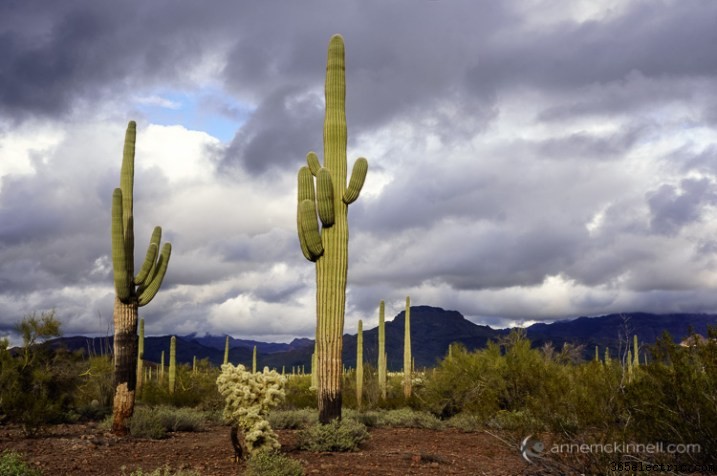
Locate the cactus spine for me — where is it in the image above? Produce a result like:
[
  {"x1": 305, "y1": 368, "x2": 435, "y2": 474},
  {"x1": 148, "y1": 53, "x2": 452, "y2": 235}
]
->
[
  {"x1": 224, "y1": 336, "x2": 230, "y2": 365},
  {"x1": 377, "y1": 300, "x2": 387, "y2": 400},
  {"x1": 111, "y1": 121, "x2": 172, "y2": 435},
  {"x1": 403, "y1": 296, "x2": 412, "y2": 399},
  {"x1": 356, "y1": 320, "x2": 364, "y2": 410},
  {"x1": 136, "y1": 318, "x2": 144, "y2": 395},
  {"x1": 169, "y1": 336, "x2": 176, "y2": 395},
  {"x1": 296, "y1": 35, "x2": 368, "y2": 423}
]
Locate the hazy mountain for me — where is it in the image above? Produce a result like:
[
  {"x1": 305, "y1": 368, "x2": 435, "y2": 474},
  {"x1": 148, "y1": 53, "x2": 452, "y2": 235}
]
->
[{"x1": 41, "y1": 307, "x2": 717, "y2": 370}]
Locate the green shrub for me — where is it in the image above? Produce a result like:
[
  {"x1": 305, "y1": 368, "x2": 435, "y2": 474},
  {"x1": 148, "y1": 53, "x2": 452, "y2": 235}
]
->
[
  {"x1": 120, "y1": 465, "x2": 200, "y2": 476},
  {"x1": 129, "y1": 407, "x2": 168, "y2": 439},
  {"x1": 245, "y1": 451, "x2": 304, "y2": 476},
  {"x1": 445, "y1": 413, "x2": 483, "y2": 432},
  {"x1": 281, "y1": 374, "x2": 316, "y2": 410},
  {"x1": 267, "y1": 408, "x2": 318, "y2": 429},
  {"x1": 0, "y1": 451, "x2": 41, "y2": 476},
  {"x1": 154, "y1": 406, "x2": 206, "y2": 432},
  {"x1": 297, "y1": 418, "x2": 369, "y2": 452},
  {"x1": 375, "y1": 408, "x2": 443, "y2": 429}
]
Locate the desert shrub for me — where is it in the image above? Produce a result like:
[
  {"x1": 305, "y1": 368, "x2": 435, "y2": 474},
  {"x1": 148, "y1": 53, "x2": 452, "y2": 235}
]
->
[
  {"x1": 120, "y1": 466, "x2": 200, "y2": 476},
  {"x1": 445, "y1": 413, "x2": 483, "y2": 432},
  {"x1": 0, "y1": 451, "x2": 41, "y2": 476},
  {"x1": 0, "y1": 311, "x2": 82, "y2": 434},
  {"x1": 74, "y1": 354, "x2": 114, "y2": 421},
  {"x1": 281, "y1": 374, "x2": 316, "y2": 410},
  {"x1": 245, "y1": 451, "x2": 304, "y2": 476},
  {"x1": 153, "y1": 406, "x2": 206, "y2": 432},
  {"x1": 297, "y1": 418, "x2": 369, "y2": 452},
  {"x1": 216, "y1": 364, "x2": 286, "y2": 455},
  {"x1": 141, "y1": 361, "x2": 222, "y2": 409},
  {"x1": 268, "y1": 408, "x2": 318, "y2": 429},
  {"x1": 374, "y1": 408, "x2": 443, "y2": 429},
  {"x1": 487, "y1": 409, "x2": 542, "y2": 432},
  {"x1": 622, "y1": 331, "x2": 717, "y2": 465},
  {"x1": 129, "y1": 407, "x2": 168, "y2": 439},
  {"x1": 418, "y1": 343, "x2": 505, "y2": 419}
]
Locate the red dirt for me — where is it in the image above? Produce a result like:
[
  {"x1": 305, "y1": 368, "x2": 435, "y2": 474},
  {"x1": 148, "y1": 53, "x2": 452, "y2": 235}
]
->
[{"x1": 0, "y1": 423, "x2": 536, "y2": 475}]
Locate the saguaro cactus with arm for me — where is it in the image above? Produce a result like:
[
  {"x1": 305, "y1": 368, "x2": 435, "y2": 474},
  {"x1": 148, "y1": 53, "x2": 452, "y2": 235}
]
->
[
  {"x1": 111, "y1": 121, "x2": 172, "y2": 435},
  {"x1": 296, "y1": 35, "x2": 368, "y2": 423}
]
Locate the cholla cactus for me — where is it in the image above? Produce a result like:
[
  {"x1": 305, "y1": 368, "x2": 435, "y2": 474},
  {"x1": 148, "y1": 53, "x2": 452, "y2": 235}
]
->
[{"x1": 216, "y1": 363, "x2": 286, "y2": 455}]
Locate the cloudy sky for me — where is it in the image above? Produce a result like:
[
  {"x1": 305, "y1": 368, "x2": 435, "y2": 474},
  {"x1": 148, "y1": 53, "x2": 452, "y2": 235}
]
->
[{"x1": 2, "y1": 0, "x2": 717, "y2": 345}]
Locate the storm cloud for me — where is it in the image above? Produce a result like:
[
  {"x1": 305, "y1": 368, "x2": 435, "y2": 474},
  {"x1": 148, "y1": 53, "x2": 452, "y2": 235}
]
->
[{"x1": 2, "y1": 0, "x2": 717, "y2": 345}]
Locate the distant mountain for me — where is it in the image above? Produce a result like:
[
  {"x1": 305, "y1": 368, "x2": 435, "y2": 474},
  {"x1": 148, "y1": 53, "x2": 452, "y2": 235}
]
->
[{"x1": 41, "y1": 308, "x2": 717, "y2": 371}]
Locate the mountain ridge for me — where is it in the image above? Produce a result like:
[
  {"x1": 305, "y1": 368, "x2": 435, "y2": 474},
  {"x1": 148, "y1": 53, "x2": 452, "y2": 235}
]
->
[{"x1": 42, "y1": 307, "x2": 717, "y2": 371}]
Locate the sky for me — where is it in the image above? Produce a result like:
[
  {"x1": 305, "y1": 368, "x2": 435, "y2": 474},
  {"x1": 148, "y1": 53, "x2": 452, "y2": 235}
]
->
[{"x1": 2, "y1": 0, "x2": 717, "y2": 345}]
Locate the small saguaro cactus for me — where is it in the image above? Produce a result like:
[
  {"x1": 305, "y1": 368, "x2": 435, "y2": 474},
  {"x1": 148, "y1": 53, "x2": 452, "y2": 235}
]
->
[
  {"x1": 356, "y1": 319, "x2": 364, "y2": 410},
  {"x1": 169, "y1": 336, "x2": 177, "y2": 395},
  {"x1": 377, "y1": 300, "x2": 387, "y2": 400},
  {"x1": 160, "y1": 350, "x2": 165, "y2": 383},
  {"x1": 633, "y1": 335, "x2": 640, "y2": 368},
  {"x1": 111, "y1": 121, "x2": 172, "y2": 435},
  {"x1": 403, "y1": 296, "x2": 412, "y2": 399},
  {"x1": 604, "y1": 347, "x2": 611, "y2": 366},
  {"x1": 224, "y1": 336, "x2": 230, "y2": 365},
  {"x1": 296, "y1": 35, "x2": 368, "y2": 424},
  {"x1": 252, "y1": 345, "x2": 257, "y2": 373}
]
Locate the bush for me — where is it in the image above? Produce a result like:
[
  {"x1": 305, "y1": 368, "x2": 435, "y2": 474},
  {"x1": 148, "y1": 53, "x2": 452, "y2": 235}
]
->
[
  {"x1": 245, "y1": 451, "x2": 304, "y2": 476},
  {"x1": 119, "y1": 466, "x2": 200, "y2": 476},
  {"x1": 129, "y1": 407, "x2": 168, "y2": 439},
  {"x1": 154, "y1": 406, "x2": 206, "y2": 432},
  {"x1": 297, "y1": 418, "x2": 370, "y2": 452},
  {"x1": 0, "y1": 451, "x2": 41, "y2": 476},
  {"x1": 268, "y1": 408, "x2": 317, "y2": 429}
]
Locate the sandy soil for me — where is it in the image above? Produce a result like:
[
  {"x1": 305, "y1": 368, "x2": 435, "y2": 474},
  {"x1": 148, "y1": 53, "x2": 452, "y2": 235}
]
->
[{"x1": 0, "y1": 422, "x2": 541, "y2": 475}]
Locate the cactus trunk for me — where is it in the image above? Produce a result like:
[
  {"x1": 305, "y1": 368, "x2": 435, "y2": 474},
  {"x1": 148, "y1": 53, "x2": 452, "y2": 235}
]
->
[
  {"x1": 169, "y1": 336, "x2": 176, "y2": 395},
  {"x1": 377, "y1": 300, "x2": 386, "y2": 400},
  {"x1": 252, "y1": 345, "x2": 257, "y2": 373},
  {"x1": 111, "y1": 297, "x2": 138, "y2": 434},
  {"x1": 224, "y1": 336, "x2": 230, "y2": 365},
  {"x1": 356, "y1": 320, "x2": 364, "y2": 410},
  {"x1": 403, "y1": 296, "x2": 412, "y2": 400},
  {"x1": 110, "y1": 121, "x2": 172, "y2": 435},
  {"x1": 136, "y1": 318, "x2": 144, "y2": 396},
  {"x1": 296, "y1": 35, "x2": 368, "y2": 424}
]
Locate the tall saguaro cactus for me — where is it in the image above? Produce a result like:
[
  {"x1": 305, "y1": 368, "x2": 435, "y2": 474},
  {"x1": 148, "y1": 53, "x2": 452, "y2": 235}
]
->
[
  {"x1": 169, "y1": 336, "x2": 177, "y2": 394},
  {"x1": 296, "y1": 35, "x2": 368, "y2": 423},
  {"x1": 111, "y1": 121, "x2": 172, "y2": 435},
  {"x1": 403, "y1": 296, "x2": 412, "y2": 399},
  {"x1": 377, "y1": 300, "x2": 387, "y2": 400}
]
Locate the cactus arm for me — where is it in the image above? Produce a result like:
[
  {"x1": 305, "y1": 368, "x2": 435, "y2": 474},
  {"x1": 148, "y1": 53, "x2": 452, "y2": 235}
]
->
[
  {"x1": 137, "y1": 242, "x2": 172, "y2": 306},
  {"x1": 297, "y1": 167, "x2": 318, "y2": 261},
  {"x1": 307, "y1": 152, "x2": 321, "y2": 176},
  {"x1": 343, "y1": 158, "x2": 368, "y2": 204},
  {"x1": 316, "y1": 168, "x2": 335, "y2": 227},
  {"x1": 134, "y1": 227, "x2": 161, "y2": 286},
  {"x1": 111, "y1": 189, "x2": 131, "y2": 302},
  {"x1": 298, "y1": 200, "x2": 323, "y2": 260}
]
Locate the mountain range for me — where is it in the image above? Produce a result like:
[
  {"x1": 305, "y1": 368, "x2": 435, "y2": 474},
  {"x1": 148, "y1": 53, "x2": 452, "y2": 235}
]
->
[{"x1": 45, "y1": 306, "x2": 717, "y2": 371}]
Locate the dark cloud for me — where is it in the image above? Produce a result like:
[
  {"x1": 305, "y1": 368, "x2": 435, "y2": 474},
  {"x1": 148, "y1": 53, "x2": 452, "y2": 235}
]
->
[{"x1": 648, "y1": 178, "x2": 717, "y2": 235}]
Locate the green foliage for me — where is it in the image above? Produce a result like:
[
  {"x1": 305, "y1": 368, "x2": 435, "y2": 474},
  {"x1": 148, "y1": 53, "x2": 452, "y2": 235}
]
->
[
  {"x1": 0, "y1": 451, "x2": 41, "y2": 476},
  {"x1": 268, "y1": 408, "x2": 318, "y2": 429},
  {"x1": 216, "y1": 364, "x2": 286, "y2": 455},
  {"x1": 297, "y1": 418, "x2": 370, "y2": 452},
  {"x1": 623, "y1": 331, "x2": 717, "y2": 465},
  {"x1": 0, "y1": 311, "x2": 82, "y2": 434},
  {"x1": 120, "y1": 465, "x2": 200, "y2": 476},
  {"x1": 141, "y1": 360, "x2": 221, "y2": 409},
  {"x1": 281, "y1": 374, "x2": 316, "y2": 410},
  {"x1": 245, "y1": 451, "x2": 305, "y2": 476},
  {"x1": 129, "y1": 407, "x2": 168, "y2": 439}
]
